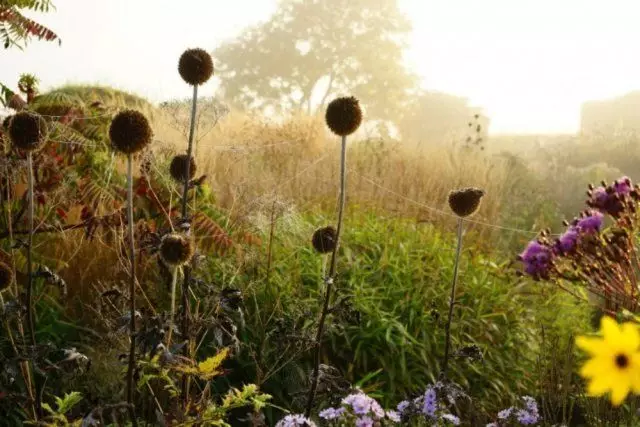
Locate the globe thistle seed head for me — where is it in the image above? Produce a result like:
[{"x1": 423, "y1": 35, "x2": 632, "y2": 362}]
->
[
  {"x1": 169, "y1": 154, "x2": 197, "y2": 182},
  {"x1": 178, "y1": 48, "x2": 214, "y2": 86},
  {"x1": 0, "y1": 261, "x2": 14, "y2": 291},
  {"x1": 8, "y1": 111, "x2": 47, "y2": 151},
  {"x1": 159, "y1": 233, "x2": 195, "y2": 267},
  {"x1": 2, "y1": 115, "x2": 13, "y2": 131},
  {"x1": 312, "y1": 226, "x2": 337, "y2": 254},
  {"x1": 109, "y1": 109, "x2": 153, "y2": 155},
  {"x1": 325, "y1": 96, "x2": 363, "y2": 137},
  {"x1": 448, "y1": 187, "x2": 485, "y2": 217}
]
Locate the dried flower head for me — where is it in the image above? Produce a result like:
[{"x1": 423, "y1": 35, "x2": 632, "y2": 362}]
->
[
  {"x1": 447, "y1": 187, "x2": 485, "y2": 217},
  {"x1": 312, "y1": 226, "x2": 337, "y2": 254},
  {"x1": 8, "y1": 111, "x2": 47, "y2": 151},
  {"x1": 109, "y1": 109, "x2": 153, "y2": 155},
  {"x1": 159, "y1": 233, "x2": 195, "y2": 267},
  {"x1": 2, "y1": 115, "x2": 13, "y2": 130},
  {"x1": 0, "y1": 261, "x2": 14, "y2": 291},
  {"x1": 325, "y1": 96, "x2": 363, "y2": 136},
  {"x1": 178, "y1": 48, "x2": 214, "y2": 86},
  {"x1": 169, "y1": 154, "x2": 196, "y2": 182}
]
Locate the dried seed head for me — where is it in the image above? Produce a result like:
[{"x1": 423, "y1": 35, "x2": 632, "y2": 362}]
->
[
  {"x1": 159, "y1": 233, "x2": 195, "y2": 267},
  {"x1": 0, "y1": 261, "x2": 13, "y2": 291},
  {"x1": 448, "y1": 187, "x2": 485, "y2": 217},
  {"x1": 178, "y1": 48, "x2": 214, "y2": 86},
  {"x1": 2, "y1": 115, "x2": 13, "y2": 130},
  {"x1": 8, "y1": 111, "x2": 47, "y2": 151},
  {"x1": 312, "y1": 226, "x2": 337, "y2": 254},
  {"x1": 325, "y1": 96, "x2": 363, "y2": 137},
  {"x1": 169, "y1": 154, "x2": 196, "y2": 182},
  {"x1": 109, "y1": 109, "x2": 153, "y2": 155}
]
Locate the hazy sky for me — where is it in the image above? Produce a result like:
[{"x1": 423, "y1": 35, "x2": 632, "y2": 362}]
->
[{"x1": 2, "y1": 0, "x2": 640, "y2": 134}]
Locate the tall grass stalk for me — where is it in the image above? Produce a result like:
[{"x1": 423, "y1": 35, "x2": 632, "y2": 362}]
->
[
  {"x1": 441, "y1": 216, "x2": 464, "y2": 378},
  {"x1": 305, "y1": 135, "x2": 347, "y2": 416},
  {"x1": 125, "y1": 155, "x2": 139, "y2": 427}
]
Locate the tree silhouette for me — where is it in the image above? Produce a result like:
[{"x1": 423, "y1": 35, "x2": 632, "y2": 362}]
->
[
  {"x1": 214, "y1": 0, "x2": 417, "y2": 123},
  {"x1": 1, "y1": 0, "x2": 60, "y2": 50}
]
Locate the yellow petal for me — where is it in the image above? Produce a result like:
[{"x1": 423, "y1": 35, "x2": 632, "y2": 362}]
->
[
  {"x1": 601, "y1": 316, "x2": 622, "y2": 342},
  {"x1": 610, "y1": 382, "x2": 630, "y2": 406},
  {"x1": 630, "y1": 355, "x2": 640, "y2": 393},
  {"x1": 576, "y1": 336, "x2": 607, "y2": 356},
  {"x1": 620, "y1": 323, "x2": 640, "y2": 350},
  {"x1": 586, "y1": 376, "x2": 611, "y2": 397},
  {"x1": 580, "y1": 358, "x2": 608, "y2": 378}
]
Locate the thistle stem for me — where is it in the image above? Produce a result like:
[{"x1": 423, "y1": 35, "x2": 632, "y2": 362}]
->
[
  {"x1": 125, "y1": 155, "x2": 138, "y2": 427},
  {"x1": 180, "y1": 83, "x2": 198, "y2": 405},
  {"x1": 305, "y1": 135, "x2": 347, "y2": 417},
  {"x1": 441, "y1": 217, "x2": 464, "y2": 378},
  {"x1": 26, "y1": 152, "x2": 35, "y2": 346},
  {"x1": 167, "y1": 267, "x2": 178, "y2": 348}
]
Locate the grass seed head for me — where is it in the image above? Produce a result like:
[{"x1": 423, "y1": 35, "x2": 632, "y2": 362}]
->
[
  {"x1": 325, "y1": 96, "x2": 363, "y2": 137},
  {"x1": 178, "y1": 48, "x2": 214, "y2": 86},
  {"x1": 169, "y1": 154, "x2": 197, "y2": 182},
  {"x1": 312, "y1": 226, "x2": 337, "y2": 254},
  {"x1": 0, "y1": 261, "x2": 14, "y2": 291},
  {"x1": 8, "y1": 111, "x2": 47, "y2": 152},
  {"x1": 448, "y1": 187, "x2": 485, "y2": 217},
  {"x1": 159, "y1": 233, "x2": 195, "y2": 267},
  {"x1": 109, "y1": 109, "x2": 153, "y2": 155}
]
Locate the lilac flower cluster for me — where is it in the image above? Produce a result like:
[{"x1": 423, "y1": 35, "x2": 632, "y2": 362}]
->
[
  {"x1": 395, "y1": 385, "x2": 460, "y2": 425},
  {"x1": 275, "y1": 414, "x2": 317, "y2": 427},
  {"x1": 486, "y1": 396, "x2": 540, "y2": 426},
  {"x1": 317, "y1": 390, "x2": 400, "y2": 426}
]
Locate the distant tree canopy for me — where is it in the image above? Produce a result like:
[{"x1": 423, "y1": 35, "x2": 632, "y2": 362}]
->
[
  {"x1": 213, "y1": 0, "x2": 418, "y2": 124},
  {"x1": 0, "y1": 0, "x2": 61, "y2": 49},
  {"x1": 581, "y1": 91, "x2": 640, "y2": 136}
]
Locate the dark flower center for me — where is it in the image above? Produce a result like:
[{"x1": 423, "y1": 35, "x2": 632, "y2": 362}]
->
[{"x1": 615, "y1": 354, "x2": 629, "y2": 369}]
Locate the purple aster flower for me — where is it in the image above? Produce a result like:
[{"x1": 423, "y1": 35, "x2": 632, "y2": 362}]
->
[
  {"x1": 522, "y1": 396, "x2": 538, "y2": 414},
  {"x1": 516, "y1": 409, "x2": 539, "y2": 425},
  {"x1": 441, "y1": 413, "x2": 461, "y2": 425},
  {"x1": 519, "y1": 240, "x2": 554, "y2": 279},
  {"x1": 498, "y1": 407, "x2": 513, "y2": 419},
  {"x1": 422, "y1": 388, "x2": 437, "y2": 417},
  {"x1": 370, "y1": 400, "x2": 385, "y2": 419},
  {"x1": 319, "y1": 407, "x2": 344, "y2": 420},
  {"x1": 397, "y1": 400, "x2": 410, "y2": 413},
  {"x1": 343, "y1": 393, "x2": 372, "y2": 415},
  {"x1": 275, "y1": 414, "x2": 316, "y2": 427},
  {"x1": 555, "y1": 226, "x2": 579, "y2": 254},
  {"x1": 386, "y1": 410, "x2": 401, "y2": 422},
  {"x1": 355, "y1": 416, "x2": 374, "y2": 427},
  {"x1": 576, "y1": 211, "x2": 603, "y2": 234},
  {"x1": 614, "y1": 176, "x2": 632, "y2": 195}
]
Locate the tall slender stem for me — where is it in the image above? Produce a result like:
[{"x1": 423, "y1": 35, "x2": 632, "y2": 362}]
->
[
  {"x1": 305, "y1": 135, "x2": 347, "y2": 417},
  {"x1": 26, "y1": 152, "x2": 35, "y2": 346},
  {"x1": 125, "y1": 155, "x2": 138, "y2": 427},
  {"x1": 180, "y1": 84, "x2": 198, "y2": 405},
  {"x1": 167, "y1": 267, "x2": 178, "y2": 348},
  {"x1": 441, "y1": 217, "x2": 464, "y2": 378}
]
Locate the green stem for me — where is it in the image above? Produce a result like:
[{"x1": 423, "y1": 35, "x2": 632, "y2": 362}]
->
[
  {"x1": 305, "y1": 135, "x2": 347, "y2": 416},
  {"x1": 167, "y1": 266, "x2": 177, "y2": 348},
  {"x1": 441, "y1": 217, "x2": 464, "y2": 378}
]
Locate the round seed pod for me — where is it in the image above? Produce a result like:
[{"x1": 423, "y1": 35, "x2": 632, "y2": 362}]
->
[
  {"x1": 325, "y1": 96, "x2": 363, "y2": 137},
  {"x1": 109, "y1": 109, "x2": 153, "y2": 155},
  {"x1": 169, "y1": 154, "x2": 196, "y2": 182},
  {"x1": 178, "y1": 48, "x2": 214, "y2": 86},
  {"x1": 312, "y1": 226, "x2": 337, "y2": 254},
  {"x1": 448, "y1": 187, "x2": 485, "y2": 217},
  {"x1": 2, "y1": 115, "x2": 13, "y2": 130},
  {"x1": 0, "y1": 261, "x2": 14, "y2": 291},
  {"x1": 159, "y1": 233, "x2": 195, "y2": 267},
  {"x1": 8, "y1": 111, "x2": 47, "y2": 151}
]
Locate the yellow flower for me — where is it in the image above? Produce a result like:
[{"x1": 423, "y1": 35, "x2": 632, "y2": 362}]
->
[{"x1": 576, "y1": 316, "x2": 640, "y2": 406}]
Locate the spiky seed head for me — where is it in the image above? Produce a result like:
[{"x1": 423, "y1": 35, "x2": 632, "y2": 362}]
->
[
  {"x1": 159, "y1": 233, "x2": 195, "y2": 267},
  {"x1": 109, "y1": 109, "x2": 153, "y2": 155},
  {"x1": 0, "y1": 261, "x2": 14, "y2": 291},
  {"x1": 8, "y1": 111, "x2": 47, "y2": 151},
  {"x1": 178, "y1": 48, "x2": 214, "y2": 86},
  {"x1": 169, "y1": 154, "x2": 196, "y2": 182},
  {"x1": 325, "y1": 96, "x2": 363, "y2": 137},
  {"x1": 312, "y1": 226, "x2": 337, "y2": 254},
  {"x1": 448, "y1": 187, "x2": 485, "y2": 217},
  {"x1": 2, "y1": 115, "x2": 13, "y2": 130}
]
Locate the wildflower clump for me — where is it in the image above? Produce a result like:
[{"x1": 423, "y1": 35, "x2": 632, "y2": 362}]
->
[
  {"x1": 318, "y1": 390, "x2": 400, "y2": 426},
  {"x1": 275, "y1": 414, "x2": 316, "y2": 427},
  {"x1": 395, "y1": 383, "x2": 463, "y2": 425},
  {"x1": 487, "y1": 396, "x2": 540, "y2": 426},
  {"x1": 576, "y1": 316, "x2": 640, "y2": 406}
]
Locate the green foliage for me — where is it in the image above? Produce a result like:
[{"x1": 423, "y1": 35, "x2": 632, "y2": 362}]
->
[{"x1": 214, "y1": 0, "x2": 417, "y2": 123}]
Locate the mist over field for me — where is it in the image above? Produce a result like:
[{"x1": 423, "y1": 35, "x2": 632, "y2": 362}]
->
[{"x1": 2, "y1": 1, "x2": 640, "y2": 426}]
